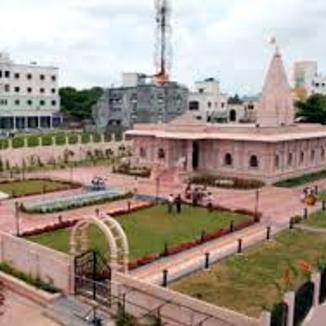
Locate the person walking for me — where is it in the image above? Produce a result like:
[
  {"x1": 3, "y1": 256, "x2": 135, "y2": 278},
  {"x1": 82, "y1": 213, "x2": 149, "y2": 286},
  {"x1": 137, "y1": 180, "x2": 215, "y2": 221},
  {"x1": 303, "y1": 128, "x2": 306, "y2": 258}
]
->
[
  {"x1": 175, "y1": 194, "x2": 182, "y2": 214},
  {"x1": 167, "y1": 194, "x2": 174, "y2": 214},
  {"x1": 207, "y1": 192, "x2": 213, "y2": 212}
]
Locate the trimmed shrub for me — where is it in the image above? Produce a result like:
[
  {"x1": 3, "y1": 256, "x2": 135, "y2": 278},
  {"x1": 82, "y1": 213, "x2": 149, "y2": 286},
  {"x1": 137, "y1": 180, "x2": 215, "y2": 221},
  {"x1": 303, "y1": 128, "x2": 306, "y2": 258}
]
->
[
  {"x1": 12, "y1": 137, "x2": 25, "y2": 149},
  {"x1": 81, "y1": 133, "x2": 90, "y2": 144},
  {"x1": 0, "y1": 262, "x2": 59, "y2": 293},
  {"x1": 41, "y1": 135, "x2": 53, "y2": 146},
  {"x1": 92, "y1": 133, "x2": 101, "y2": 143},
  {"x1": 0, "y1": 139, "x2": 9, "y2": 150},
  {"x1": 55, "y1": 133, "x2": 66, "y2": 145},
  {"x1": 68, "y1": 133, "x2": 78, "y2": 145},
  {"x1": 27, "y1": 136, "x2": 39, "y2": 147}
]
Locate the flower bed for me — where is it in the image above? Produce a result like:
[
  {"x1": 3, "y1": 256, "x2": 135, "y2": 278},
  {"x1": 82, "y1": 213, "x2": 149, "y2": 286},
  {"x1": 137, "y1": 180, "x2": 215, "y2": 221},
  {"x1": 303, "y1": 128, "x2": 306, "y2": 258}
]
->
[
  {"x1": 0, "y1": 178, "x2": 81, "y2": 198},
  {"x1": 21, "y1": 190, "x2": 132, "y2": 214},
  {"x1": 188, "y1": 174, "x2": 265, "y2": 190}
]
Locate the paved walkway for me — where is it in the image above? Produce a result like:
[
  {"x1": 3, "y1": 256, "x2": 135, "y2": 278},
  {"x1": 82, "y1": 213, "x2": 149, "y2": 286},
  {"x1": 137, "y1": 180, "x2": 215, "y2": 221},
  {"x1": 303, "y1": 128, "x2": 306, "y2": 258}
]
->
[{"x1": 2, "y1": 166, "x2": 326, "y2": 283}]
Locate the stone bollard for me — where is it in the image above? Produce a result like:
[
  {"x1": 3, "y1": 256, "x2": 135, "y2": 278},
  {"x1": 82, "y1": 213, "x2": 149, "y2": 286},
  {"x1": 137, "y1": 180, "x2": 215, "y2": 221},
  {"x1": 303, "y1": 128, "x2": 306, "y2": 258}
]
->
[
  {"x1": 162, "y1": 269, "x2": 168, "y2": 287},
  {"x1": 266, "y1": 226, "x2": 271, "y2": 241},
  {"x1": 304, "y1": 207, "x2": 308, "y2": 220},
  {"x1": 323, "y1": 200, "x2": 326, "y2": 211},
  {"x1": 229, "y1": 220, "x2": 234, "y2": 233},
  {"x1": 284, "y1": 291, "x2": 295, "y2": 326},
  {"x1": 237, "y1": 239, "x2": 243, "y2": 254},
  {"x1": 204, "y1": 252, "x2": 210, "y2": 270},
  {"x1": 289, "y1": 218, "x2": 294, "y2": 230}
]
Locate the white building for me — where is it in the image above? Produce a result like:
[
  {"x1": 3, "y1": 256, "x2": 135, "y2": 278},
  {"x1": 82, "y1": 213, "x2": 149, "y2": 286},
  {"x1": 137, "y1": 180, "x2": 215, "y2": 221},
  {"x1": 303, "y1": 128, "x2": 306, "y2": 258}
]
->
[
  {"x1": 188, "y1": 78, "x2": 228, "y2": 122},
  {"x1": 294, "y1": 61, "x2": 326, "y2": 97},
  {"x1": 0, "y1": 52, "x2": 61, "y2": 131}
]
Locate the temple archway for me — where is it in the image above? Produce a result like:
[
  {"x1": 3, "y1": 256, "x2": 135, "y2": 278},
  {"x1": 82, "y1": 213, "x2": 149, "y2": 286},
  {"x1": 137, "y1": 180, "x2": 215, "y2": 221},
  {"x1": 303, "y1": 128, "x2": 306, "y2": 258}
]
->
[{"x1": 70, "y1": 214, "x2": 129, "y2": 274}]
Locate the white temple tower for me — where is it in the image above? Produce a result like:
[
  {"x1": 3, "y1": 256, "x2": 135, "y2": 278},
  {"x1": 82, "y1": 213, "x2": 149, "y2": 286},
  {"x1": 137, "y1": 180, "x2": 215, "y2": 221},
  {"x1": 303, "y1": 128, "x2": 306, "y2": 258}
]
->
[{"x1": 257, "y1": 47, "x2": 295, "y2": 127}]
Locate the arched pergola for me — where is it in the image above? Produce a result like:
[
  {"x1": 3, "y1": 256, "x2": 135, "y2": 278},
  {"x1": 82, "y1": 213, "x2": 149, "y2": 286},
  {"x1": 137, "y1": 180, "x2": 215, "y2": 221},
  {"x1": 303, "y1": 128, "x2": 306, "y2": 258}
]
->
[{"x1": 70, "y1": 214, "x2": 129, "y2": 273}]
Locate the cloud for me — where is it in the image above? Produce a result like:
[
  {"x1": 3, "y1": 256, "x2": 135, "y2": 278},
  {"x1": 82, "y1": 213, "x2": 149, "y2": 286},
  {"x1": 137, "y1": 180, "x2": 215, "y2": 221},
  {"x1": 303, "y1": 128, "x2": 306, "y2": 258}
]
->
[{"x1": 0, "y1": 0, "x2": 325, "y2": 95}]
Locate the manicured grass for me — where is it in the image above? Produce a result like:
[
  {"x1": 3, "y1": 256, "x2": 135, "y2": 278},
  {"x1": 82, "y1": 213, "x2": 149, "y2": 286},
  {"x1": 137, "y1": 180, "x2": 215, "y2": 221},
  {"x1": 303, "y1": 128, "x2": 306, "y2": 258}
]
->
[
  {"x1": 275, "y1": 170, "x2": 326, "y2": 188},
  {"x1": 171, "y1": 230, "x2": 326, "y2": 318},
  {"x1": 27, "y1": 205, "x2": 251, "y2": 260},
  {"x1": 304, "y1": 209, "x2": 326, "y2": 228},
  {"x1": 0, "y1": 179, "x2": 77, "y2": 197}
]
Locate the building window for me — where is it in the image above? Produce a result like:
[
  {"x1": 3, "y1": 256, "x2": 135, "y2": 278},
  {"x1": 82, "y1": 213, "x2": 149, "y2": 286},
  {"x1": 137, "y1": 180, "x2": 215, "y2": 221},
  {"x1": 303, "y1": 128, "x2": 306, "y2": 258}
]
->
[
  {"x1": 275, "y1": 155, "x2": 280, "y2": 169},
  {"x1": 40, "y1": 74, "x2": 45, "y2": 80},
  {"x1": 311, "y1": 150, "x2": 315, "y2": 162},
  {"x1": 51, "y1": 75, "x2": 56, "y2": 81},
  {"x1": 14, "y1": 73, "x2": 20, "y2": 79},
  {"x1": 300, "y1": 151, "x2": 305, "y2": 165},
  {"x1": 15, "y1": 99, "x2": 20, "y2": 106},
  {"x1": 189, "y1": 101, "x2": 199, "y2": 111},
  {"x1": 4, "y1": 85, "x2": 10, "y2": 92},
  {"x1": 208, "y1": 101, "x2": 212, "y2": 108},
  {"x1": 288, "y1": 153, "x2": 293, "y2": 166},
  {"x1": 27, "y1": 73, "x2": 32, "y2": 80},
  {"x1": 40, "y1": 100, "x2": 45, "y2": 106},
  {"x1": 27, "y1": 100, "x2": 33, "y2": 106},
  {"x1": 51, "y1": 100, "x2": 57, "y2": 106},
  {"x1": 27, "y1": 87, "x2": 32, "y2": 93},
  {"x1": 249, "y1": 155, "x2": 259, "y2": 168},
  {"x1": 321, "y1": 148, "x2": 325, "y2": 160},
  {"x1": 4, "y1": 71, "x2": 10, "y2": 78},
  {"x1": 14, "y1": 87, "x2": 20, "y2": 93},
  {"x1": 140, "y1": 147, "x2": 146, "y2": 158},
  {"x1": 51, "y1": 88, "x2": 56, "y2": 94},
  {"x1": 40, "y1": 88, "x2": 45, "y2": 94},
  {"x1": 158, "y1": 148, "x2": 165, "y2": 159},
  {"x1": 224, "y1": 153, "x2": 233, "y2": 166},
  {"x1": 0, "y1": 71, "x2": 2, "y2": 78}
]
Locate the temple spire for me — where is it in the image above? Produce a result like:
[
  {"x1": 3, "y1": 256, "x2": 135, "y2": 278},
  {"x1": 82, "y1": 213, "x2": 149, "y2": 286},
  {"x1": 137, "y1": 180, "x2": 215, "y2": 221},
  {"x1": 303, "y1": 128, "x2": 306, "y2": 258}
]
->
[{"x1": 256, "y1": 42, "x2": 295, "y2": 127}]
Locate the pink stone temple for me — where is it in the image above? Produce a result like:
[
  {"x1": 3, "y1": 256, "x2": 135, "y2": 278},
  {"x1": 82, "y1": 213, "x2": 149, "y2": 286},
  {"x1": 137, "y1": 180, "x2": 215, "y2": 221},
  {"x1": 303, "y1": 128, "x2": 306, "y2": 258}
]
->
[{"x1": 126, "y1": 49, "x2": 326, "y2": 184}]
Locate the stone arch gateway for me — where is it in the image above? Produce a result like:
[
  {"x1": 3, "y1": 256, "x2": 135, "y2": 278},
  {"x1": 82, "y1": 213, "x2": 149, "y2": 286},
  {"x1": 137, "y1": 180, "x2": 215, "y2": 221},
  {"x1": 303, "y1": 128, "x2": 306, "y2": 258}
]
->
[{"x1": 70, "y1": 214, "x2": 129, "y2": 274}]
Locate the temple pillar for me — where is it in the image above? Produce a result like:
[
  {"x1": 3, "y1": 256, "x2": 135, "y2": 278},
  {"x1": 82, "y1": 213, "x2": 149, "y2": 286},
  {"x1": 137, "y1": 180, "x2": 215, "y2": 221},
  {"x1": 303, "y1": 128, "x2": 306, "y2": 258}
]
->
[{"x1": 186, "y1": 140, "x2": 193, "y2": 172}]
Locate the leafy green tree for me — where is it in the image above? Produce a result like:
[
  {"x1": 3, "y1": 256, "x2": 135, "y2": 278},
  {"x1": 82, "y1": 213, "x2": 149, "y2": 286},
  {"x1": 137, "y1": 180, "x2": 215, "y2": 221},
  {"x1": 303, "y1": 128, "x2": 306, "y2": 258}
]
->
[
  {"x1": 59, "y1": 87, "x2": 104, "y2": 121},
  {"x1": 296, "y1": 94, "x2": 326, "y2": 124},
  {"x1": 228, "y1": 94, "x2": 243, "y2": 105}
]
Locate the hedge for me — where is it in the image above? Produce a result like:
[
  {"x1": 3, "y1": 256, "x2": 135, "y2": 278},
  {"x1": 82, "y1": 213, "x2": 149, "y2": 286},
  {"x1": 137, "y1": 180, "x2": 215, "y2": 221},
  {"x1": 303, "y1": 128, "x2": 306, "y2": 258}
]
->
[
  {"x1": 68, "y1": 134, "x2": 78, "y2": 145},
  {"x1": 27, "y1": 136, "x2": 39, "y2": 147},
  {"x1": 93, "y1": 133, "x2": 101, "y2": 143},
  {"x1": 81, "y1": 133, "x2": 90, "y2": 144},
  {"x1": 12, "y1": 137, "x2": 25, "y2": 149},
  {"x1": 55, "y1": 133, "x2": 66, "y2": 145},
  {"x1": 0, "y1": 262, "x2": 59, "y2": 293},
  {"x1": 41, "y1": 135, "x2": 53, "y2": 146},
  {"x1": 0, "y1": 139, "x2": 9, "y2": 150}
]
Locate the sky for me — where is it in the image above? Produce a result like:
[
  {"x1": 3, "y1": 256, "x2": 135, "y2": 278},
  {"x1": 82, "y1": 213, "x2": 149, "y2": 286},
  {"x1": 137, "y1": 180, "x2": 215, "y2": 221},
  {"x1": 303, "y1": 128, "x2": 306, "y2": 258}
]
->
[{"x1": 0, "y1": 0, "x2": 325, "y2": 95}]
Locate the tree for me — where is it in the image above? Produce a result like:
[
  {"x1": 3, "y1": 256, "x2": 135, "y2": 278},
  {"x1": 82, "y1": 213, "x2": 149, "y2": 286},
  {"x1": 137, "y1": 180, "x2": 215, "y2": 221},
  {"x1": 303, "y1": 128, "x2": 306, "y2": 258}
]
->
[
  {"x1": 59, "y1": 87, "x2": 104, "y2": 121},
  {"x1": 227, "y1": 94, "x2": 243, "y2": 105},
  {"x1": 296, "y1": 94, "x2": 326, "y2": 124}
]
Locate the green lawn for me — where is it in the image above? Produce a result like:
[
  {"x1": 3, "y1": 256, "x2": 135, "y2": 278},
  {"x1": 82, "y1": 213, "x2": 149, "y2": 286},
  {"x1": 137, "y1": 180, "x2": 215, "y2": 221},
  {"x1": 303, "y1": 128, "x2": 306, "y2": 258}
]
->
[
  {"x1": 0, "y1": 179, "x2": 77, "y2": 197},
  {"x1": 304, "y1": 208, "x2": 326, "y2": 228},
  {"x1": 27, "y1": 205, "x2": 251, "y2": 260},
  {"x1": 171, "y1": 230, "x2": 326, "y2": 318}
]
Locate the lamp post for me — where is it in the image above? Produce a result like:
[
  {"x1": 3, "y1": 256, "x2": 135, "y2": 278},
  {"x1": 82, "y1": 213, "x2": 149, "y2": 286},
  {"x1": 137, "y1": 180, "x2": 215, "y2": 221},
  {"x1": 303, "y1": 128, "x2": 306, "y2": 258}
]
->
[
  {"x1": 15, "y1": 202, "x2": 20, "y2": 237},
  {"x1": 254, "y1": 189, "x2": 260, "y2": 221}
]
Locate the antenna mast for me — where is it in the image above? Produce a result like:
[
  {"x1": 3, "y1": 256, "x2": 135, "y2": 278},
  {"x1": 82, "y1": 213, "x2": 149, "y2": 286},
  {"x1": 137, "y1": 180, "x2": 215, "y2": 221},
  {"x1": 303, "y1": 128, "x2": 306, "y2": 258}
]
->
[{"x1": 154, "y1": 0, "x2": 172, "y2": 85}]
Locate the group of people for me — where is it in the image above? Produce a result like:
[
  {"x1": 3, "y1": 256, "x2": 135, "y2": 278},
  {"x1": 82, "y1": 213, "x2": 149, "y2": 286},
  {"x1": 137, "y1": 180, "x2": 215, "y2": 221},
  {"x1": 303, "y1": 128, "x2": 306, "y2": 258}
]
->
[
  {"x1": 300, "y1": 185, "x2": 318, "y2": 206},
  {"x1": 167, "y1": 194, "x2": 183, "y2": 214},
  {"x1": 184, "y1": 184, "x2": 213, "y2": 209}
]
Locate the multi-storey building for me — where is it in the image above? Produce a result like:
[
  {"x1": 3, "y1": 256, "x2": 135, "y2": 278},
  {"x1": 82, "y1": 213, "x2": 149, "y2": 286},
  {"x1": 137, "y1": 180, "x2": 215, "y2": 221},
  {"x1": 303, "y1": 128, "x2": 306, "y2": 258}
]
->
[
  {"x1": 188, "y1": 78, "x2": 229, "y2": 122},
  {"x1": 93, "y1": 73, "x2": 189, "y2": 133},
  {"x1": 294, "y1": 61, "x2": 326, "y2": 97},
  {"x1": 0, "y1": 52, "x2": 61, "y2": 131}
]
